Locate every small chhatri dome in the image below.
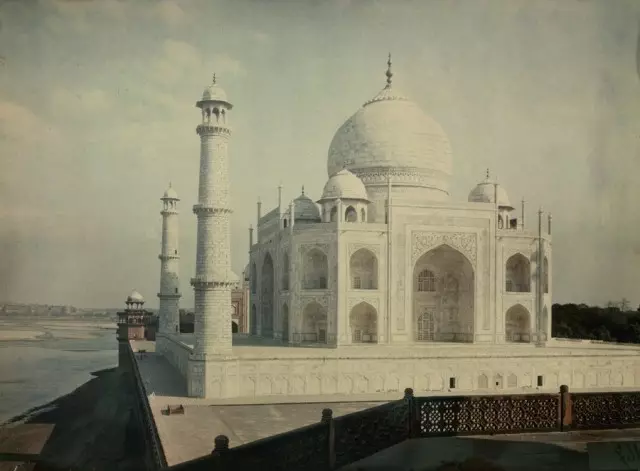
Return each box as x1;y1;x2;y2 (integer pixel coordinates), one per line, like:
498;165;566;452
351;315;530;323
318;168;369;203
162;182;179;200
126;290;145;304
291;188;321;222
468;169;514;210
198;73;233;108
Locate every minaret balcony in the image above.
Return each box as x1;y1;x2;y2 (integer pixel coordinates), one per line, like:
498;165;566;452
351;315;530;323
192;204;233;215
160;209;179;216
158;254;180;261
191;276;236;289
157;292;182;299
196;124;231;136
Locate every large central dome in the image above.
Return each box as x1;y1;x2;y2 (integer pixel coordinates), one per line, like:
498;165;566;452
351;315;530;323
327;57;453;200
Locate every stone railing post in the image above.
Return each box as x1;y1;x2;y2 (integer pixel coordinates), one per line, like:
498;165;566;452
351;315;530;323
404;388;418;438
559;385;572;432
211;435;229;461
321;408;336;470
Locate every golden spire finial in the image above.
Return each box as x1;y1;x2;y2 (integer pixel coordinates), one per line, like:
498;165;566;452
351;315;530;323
212;73;217;85
301;185;305;195
485;168;490;180
385;53;393;88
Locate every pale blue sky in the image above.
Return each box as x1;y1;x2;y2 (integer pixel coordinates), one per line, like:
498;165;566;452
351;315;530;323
1;0;639;309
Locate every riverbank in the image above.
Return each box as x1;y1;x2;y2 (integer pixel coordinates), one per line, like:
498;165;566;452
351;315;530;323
1;367;147;471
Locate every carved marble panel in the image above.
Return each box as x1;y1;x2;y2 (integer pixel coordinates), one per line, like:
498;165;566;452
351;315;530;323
412;231;477;266
299;295;329;310
348;243;381;257
347;296;380;312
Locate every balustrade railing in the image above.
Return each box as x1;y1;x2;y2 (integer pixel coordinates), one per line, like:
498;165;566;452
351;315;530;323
166;385;640;471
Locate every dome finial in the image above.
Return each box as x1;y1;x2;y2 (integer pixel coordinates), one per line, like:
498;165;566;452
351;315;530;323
212;73;217;85
385;53;393;88
301;185;305;195
485;168;490;180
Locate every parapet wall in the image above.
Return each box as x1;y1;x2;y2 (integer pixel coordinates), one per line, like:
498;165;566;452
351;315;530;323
156;333;191;379
188;346;640;399
123;341;168;470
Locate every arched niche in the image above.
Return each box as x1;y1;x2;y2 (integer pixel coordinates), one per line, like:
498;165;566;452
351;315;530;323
505;253;531;292
282;303;289;342
301;301;327;343
349;301;377;343
261;253;274;337
505;303;531;343
302;248;328;290
349;248;378;290
281;252;290;291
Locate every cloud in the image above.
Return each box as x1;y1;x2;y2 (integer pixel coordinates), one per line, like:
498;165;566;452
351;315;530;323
45;0;129;34
155;1;189;28
252;31;271;44
50;88;112;115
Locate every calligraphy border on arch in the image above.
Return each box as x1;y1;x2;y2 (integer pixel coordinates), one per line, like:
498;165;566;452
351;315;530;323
348;243;381;257
411;231;477;267
347;296;380;312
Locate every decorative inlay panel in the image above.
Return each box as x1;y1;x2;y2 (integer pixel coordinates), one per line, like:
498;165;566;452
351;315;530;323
300;243;330;256
299;295;329;310
412;231;477;266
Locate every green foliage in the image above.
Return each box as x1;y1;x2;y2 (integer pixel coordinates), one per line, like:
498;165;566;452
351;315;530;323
552;301;640;343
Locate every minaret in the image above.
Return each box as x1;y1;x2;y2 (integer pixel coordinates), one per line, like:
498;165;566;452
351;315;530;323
191;74;234;359
158;183;181;335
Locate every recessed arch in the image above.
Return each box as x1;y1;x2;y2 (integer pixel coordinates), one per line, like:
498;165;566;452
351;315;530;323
413;244;475;343
250;304;257;335
261;252;274;337
250;262;257;294
330;206;338;222
360;208;366;222
302;248;328;290
543;257;549;294
349;248;378;290
281;252;290;291
541;305;549;342
345;205;357;222
505;253;530;292
505;303;531;343
232;321;239;333
282;303;289;342
301;301;327;343
349;301;378;343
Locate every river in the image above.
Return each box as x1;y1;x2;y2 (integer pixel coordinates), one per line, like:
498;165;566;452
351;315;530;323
0;318;118;424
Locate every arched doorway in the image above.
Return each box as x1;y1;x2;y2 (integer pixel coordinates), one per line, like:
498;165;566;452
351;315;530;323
349;302;377;343
505;304;531;343
261;253;274;337
302;301;327;343
232;321;239;333
345;206;357;222
413;244;474;343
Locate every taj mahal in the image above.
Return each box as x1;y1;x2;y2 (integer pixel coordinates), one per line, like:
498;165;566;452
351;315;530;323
145;56;640;400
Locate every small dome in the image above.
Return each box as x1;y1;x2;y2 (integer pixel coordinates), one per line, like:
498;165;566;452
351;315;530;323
318;169;369;203
468;172;514;210
290;189;321;223
162;183;178;200
198;75;232;108
126;290;144;304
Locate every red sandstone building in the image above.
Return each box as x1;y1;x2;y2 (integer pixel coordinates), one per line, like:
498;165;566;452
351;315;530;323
117;290;155;341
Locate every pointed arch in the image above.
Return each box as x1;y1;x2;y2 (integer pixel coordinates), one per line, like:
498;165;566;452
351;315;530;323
349;248;378;290
302;248;328;290
301;301;327;343
349;301;378;343
282;303;289;342
505;303;531;343
541;305;549;342
250;262;257;294
360;208;366;222
505;253;530;292
543;257;549;294
261;252;274;337
478;374;489;389
281;252;290;291
345;205;357;222
413;244;475;343
330;206;338;222
232;321;239;334
250;304;257;335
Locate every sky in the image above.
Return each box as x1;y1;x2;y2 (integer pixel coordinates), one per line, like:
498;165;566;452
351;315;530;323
1;0;639;309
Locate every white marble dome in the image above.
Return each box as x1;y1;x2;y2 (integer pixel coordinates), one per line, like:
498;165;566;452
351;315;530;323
162;184;178;200
202;83;229;103
126;290;144;304
468;176;514;210
327;84;453;196
292;190;321;222
319;169;369;203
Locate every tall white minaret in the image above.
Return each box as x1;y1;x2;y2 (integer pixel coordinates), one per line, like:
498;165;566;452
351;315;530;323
158;183;181;334
191;74;234;359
